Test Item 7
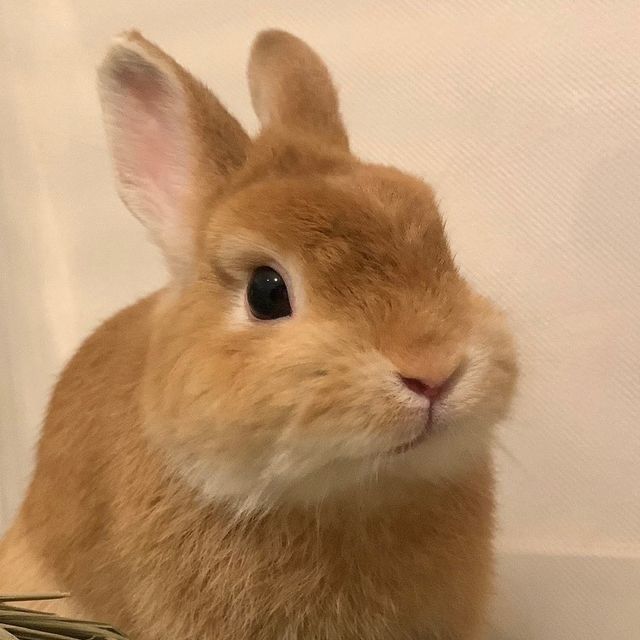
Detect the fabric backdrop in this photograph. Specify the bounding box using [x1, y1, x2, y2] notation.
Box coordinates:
[1, 2, 639, 638]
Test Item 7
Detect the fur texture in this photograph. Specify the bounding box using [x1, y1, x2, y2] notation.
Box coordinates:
[0, 29, 517, 639]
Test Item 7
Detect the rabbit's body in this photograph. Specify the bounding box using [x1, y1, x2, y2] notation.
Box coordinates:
[0, 30, 516, 639]
[2, 296, 493, 639]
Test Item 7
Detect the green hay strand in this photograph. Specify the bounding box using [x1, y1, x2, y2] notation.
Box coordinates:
[0, 596, 128, 640]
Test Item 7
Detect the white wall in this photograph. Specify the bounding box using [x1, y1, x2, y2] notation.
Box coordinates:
[1, 2, 639, 638]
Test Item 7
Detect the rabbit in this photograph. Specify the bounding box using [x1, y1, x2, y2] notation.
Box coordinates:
[0, 29, 517, 640]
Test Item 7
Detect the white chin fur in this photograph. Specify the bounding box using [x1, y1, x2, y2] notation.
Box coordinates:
[155, 419, 493, 514]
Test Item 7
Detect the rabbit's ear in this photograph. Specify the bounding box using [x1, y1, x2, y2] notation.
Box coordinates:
[248, 30, 349, 150]
[98, 31, 250, 277]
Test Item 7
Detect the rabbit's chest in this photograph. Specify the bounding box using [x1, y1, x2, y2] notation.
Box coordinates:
[125, 497, 493, 640]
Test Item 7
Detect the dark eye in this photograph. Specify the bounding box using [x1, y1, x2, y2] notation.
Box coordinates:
[247, 266, 292, 320]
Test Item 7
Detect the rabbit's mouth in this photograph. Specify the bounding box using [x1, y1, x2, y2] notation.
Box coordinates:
[388, 407, 435, 456]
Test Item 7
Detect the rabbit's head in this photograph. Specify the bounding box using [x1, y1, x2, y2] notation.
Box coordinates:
[98, 30, 517, 509]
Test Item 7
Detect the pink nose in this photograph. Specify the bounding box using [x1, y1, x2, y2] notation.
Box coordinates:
[400, 375, 447, 400]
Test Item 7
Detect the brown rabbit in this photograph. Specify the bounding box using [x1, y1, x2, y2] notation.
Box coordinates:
[0, 29, 517, 640]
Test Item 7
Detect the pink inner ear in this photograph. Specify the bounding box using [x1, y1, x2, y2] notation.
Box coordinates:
[133, 103, 168, 184]
[114, 67, 188, 228]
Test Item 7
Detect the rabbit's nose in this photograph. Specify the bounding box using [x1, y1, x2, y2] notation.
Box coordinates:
[387, 343, 465, 401]
[399, 374, 450, 401]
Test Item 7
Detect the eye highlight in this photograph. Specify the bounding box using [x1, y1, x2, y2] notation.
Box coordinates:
[247, 266, 292, 320]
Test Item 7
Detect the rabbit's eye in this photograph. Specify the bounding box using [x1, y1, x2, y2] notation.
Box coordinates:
[247, 266, 292, 320]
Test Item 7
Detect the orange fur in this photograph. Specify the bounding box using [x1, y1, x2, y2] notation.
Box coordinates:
[0, 29, 517, 639]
